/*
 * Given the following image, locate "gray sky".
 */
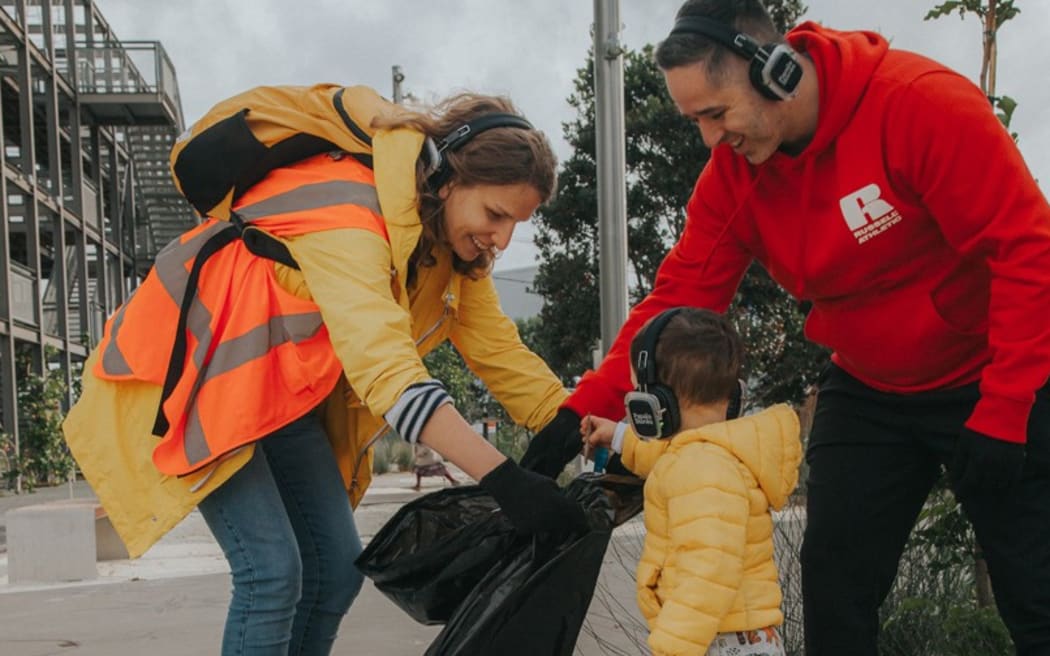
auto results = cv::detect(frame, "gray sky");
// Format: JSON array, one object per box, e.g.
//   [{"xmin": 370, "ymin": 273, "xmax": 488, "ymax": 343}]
[{"xmin": 97, "ymin": 0, "xmax": 1050, "ymax": 271}]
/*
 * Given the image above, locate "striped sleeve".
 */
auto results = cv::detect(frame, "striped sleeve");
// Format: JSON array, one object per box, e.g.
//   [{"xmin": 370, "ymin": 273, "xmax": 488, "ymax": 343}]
[
  {"xmin": 610, "ymin": 420, "xmax": 630, "ymax": 454},
  {"xmin": 384, "ymin": 379, "xmax": 453, "ymax": 443}
]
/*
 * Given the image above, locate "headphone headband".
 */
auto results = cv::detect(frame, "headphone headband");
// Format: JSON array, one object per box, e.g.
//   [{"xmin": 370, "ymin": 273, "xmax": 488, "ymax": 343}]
[
  {"xmin": 671, "ymin": 16, "xmax": 760, "ymax": 59},
  {"xmin": 636, "ymin": 307, "xmax": 684, "ymax": 392},
  {"xmin": 666, "ymin": 15, "xmax": 802, "ymax": 101},
  {"xmin": 424, "ymin": 113, "xmax": 534, "ymax": 190}
]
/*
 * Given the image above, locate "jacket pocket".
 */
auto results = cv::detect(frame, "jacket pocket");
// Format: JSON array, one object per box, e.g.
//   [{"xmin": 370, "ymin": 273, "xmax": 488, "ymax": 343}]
[{"xmin": 930, "ymin": 258, "xmax": 989, "ymax": 336}]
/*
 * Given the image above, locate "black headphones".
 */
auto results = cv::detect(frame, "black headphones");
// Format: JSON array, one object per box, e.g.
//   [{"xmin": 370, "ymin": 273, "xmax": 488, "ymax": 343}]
[
  {"xmin": 669, "ymin": 16, "xmax": 803, "ymax": 101},
  {"xmin": 625, "ymin": 307, "xmax": 748, "ymax": 440},
  {"xmin": 625, "ymin": 308, "xmax": 684, "ymax": 440},
  {"xmin": 423, "ymin": 113, "xmax": 534, "ymax": 191}
]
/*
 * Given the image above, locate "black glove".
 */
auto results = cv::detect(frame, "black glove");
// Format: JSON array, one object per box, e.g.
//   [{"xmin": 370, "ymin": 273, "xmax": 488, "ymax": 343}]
[
  {"xmin": 519, "ymin": 408, "xmax": 583, "ymax": 478},
  {"xmin": 950, "ymin": 427, "xmax": 1026, "ymax": 494},
  {"xmin": 480, "ymin": 458, "xmax": 589, "ymax": 537}
]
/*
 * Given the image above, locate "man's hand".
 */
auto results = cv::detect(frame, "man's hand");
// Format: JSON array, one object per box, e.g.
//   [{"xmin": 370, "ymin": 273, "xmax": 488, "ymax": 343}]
[
  {"xmin": 519, "ymin": 408, "xmax": 583, "ymax": 478},
  {"xmin": 951, "ymin": 427, "xmax": 1026, "ymax": 494},
  {"xmin": 479, "ymin": 458, "xmax": 589, "ymax": 537}
]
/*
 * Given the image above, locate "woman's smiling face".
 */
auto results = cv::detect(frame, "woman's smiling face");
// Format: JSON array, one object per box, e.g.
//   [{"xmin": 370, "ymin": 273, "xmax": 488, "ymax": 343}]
[{"xmin": 440, "ymin": 182, "xmax": 543, "ymax": 262}]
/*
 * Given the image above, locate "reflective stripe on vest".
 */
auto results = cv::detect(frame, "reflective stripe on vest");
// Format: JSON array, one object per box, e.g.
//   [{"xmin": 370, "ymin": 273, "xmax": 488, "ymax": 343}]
[
  {"xmin": 235, "ymin": 180, "xmax": 382, "ymax": 221},
  {"xmin": 94, "ymin": 153, "xmax": 387, "ymax": 475}
]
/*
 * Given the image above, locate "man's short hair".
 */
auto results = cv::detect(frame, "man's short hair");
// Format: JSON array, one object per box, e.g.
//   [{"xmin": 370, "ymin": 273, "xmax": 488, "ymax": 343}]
[
  {"xmin": 629, "ymin": 307, "xmax": 743, "ymax": 407},
  {"xmin": 655, "ymin": 0, "xmax": 783, "ymax": 81}
]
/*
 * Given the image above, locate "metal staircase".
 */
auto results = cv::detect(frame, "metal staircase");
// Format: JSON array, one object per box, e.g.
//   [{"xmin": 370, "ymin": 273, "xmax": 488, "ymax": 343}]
[
  {"xmin": 39, "ymin": 244, "xmax": 102, "ymax": 343},
  {"xmin": 75, "ymin": 40, "xmax": 198, "ymax": 267},
  {"xmin": 126, "ymin": 125, "xmax": 194, "ymax": 262}
]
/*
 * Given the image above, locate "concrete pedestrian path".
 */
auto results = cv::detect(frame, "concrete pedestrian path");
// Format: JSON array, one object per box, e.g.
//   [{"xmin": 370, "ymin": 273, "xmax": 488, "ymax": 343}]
[{"xmin": 0, "ymin": 470, "xmax": 648, "ymax": 655}]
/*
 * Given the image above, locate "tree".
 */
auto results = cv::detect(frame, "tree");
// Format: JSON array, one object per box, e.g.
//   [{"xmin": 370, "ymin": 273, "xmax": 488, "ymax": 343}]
[
  {"xmin": 925, "ymin": 0, "xmax": 1021, "ymax": 136},
  {"xmin": 532, "ymin": 0, "xmax": 826, "ymax": 407}
]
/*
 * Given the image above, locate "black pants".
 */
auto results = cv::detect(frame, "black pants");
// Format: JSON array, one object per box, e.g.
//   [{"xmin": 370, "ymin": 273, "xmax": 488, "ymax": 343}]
[{"xmin": 801, "ymin": 364, "xmax": 1050, "ymax": 656}]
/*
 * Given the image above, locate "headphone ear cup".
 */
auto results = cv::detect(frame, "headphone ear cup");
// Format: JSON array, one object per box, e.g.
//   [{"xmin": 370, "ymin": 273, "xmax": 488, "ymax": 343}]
[
  {"xmin": 750, "ymin": 44, "xmax": 803, "ymax": 101},
  {"xmin": 750, "ymin": 45, "xmax": 783, "ymax": 101},
  {"xmin": 651, "ymin": 385, "xmax": 681, "ymax": 437}
]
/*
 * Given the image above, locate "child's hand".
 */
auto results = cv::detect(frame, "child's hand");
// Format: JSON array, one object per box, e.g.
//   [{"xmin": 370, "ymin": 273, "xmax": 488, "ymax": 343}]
[{"xmin": 580, "ymin": 414, "xmax": 616, "ymax": 460}]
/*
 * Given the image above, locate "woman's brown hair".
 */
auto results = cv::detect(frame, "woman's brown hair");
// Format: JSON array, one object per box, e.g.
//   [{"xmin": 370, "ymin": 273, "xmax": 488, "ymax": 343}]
[{"xmin": 371, "ymin": 94, "xmax": 557, "ymax": 280}]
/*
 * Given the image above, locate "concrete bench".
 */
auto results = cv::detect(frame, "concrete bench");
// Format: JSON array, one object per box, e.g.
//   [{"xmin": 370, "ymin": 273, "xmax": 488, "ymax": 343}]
[{"xmin": 5, "ymin": 499, "xmax": 129, "ymax": 584}]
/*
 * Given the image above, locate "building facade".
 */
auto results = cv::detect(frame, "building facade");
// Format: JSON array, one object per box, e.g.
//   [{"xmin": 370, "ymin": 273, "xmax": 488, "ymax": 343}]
[{"xmin": 0, "ymin": 0, "xmax": 193, "ymax": 474}]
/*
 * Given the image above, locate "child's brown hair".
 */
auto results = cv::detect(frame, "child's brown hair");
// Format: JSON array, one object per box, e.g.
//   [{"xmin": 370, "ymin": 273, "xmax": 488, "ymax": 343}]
[{"xmin": 629, "ymin": 307, "xmax": 743, "ymax": 406}]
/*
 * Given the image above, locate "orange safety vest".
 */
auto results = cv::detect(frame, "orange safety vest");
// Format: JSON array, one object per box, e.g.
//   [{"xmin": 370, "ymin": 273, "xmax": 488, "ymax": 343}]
[{"xmin": 94, "ymin": 152, "xmax": 390, "ymax": 476}]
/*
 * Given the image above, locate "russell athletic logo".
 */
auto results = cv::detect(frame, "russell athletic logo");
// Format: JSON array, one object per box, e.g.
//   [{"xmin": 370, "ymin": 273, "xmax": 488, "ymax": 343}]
[{"xmin": 838, "ymin": 183, "xmax": 902, "ymax": 244}]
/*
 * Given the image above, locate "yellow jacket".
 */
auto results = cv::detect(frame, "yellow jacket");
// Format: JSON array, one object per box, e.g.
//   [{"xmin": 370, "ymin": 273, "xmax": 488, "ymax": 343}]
[
  {"xmin": 63, "ymin": 121, "xmax": 566, "ymax": 558},
  {"xmin": 621, "ymin": 404, "xmax": 801, "ymax": 656}
]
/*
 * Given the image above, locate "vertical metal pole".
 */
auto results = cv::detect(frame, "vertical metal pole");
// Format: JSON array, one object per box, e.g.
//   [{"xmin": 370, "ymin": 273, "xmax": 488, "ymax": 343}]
[
  {"xmin": 593, "ymin": 0, "xmax": 629, "ymax": 356},
  {"xmin": 0, "ymin": 51, "xmax": 18, "ymax": 492},
  {"xmin": 392, "ymin": 65, "xmax": 405, "ymax": 105}
]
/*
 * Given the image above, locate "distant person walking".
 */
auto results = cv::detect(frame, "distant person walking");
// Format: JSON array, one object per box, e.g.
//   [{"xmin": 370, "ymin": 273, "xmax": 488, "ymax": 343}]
[{"xmin": 412, "ymin": 444, "xmax": 460, "ymax": 490}]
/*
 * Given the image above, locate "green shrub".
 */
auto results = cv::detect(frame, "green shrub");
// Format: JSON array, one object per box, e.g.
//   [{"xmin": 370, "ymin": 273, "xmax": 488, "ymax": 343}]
[
  {"xmin": 877, "ymin": 478, "xmax": 1012, "ymax": 656},
  {"xmin": 391, "ymin": 441, "xmax": 414, "ymax": 472},
  {"xmin": 371, "ymin": 439, "xmax": 391, "ymax": 475},
  {"xmin": 880, "ymin": 597, "xmax": 1011, "ymax": 656},
  {"xmin": 372, "ymin": 430, "xmax": 415, "ymax": 473},
  {"xmin": 15, "ymin": 350, "xmax": 74, "ymax": 491},
  {"xmin": 0, "ymin": 430, "xmax": 19, "ymax": 491},
  {"xmin": 492, "ymin": 424, "xmax": 530, "ymax": 462}
]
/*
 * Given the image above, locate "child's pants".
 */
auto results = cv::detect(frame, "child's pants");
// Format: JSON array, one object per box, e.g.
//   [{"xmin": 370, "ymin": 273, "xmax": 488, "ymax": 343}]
[{"xmin": 704, "ymin": 627, "xmax": 784, "ymax": 656}]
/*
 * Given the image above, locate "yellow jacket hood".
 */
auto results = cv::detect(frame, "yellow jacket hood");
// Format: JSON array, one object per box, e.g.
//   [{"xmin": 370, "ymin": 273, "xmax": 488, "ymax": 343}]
[{"xmin": 667, "ymin": 404, "xmax": 801, "ymax": 511}]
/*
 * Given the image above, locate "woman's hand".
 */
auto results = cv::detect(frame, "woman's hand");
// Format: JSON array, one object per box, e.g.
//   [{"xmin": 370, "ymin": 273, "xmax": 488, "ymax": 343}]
[
  {"xmin": 479, "ymin": 458, "xmax": 589, "ymax": 537},
  {"xmin": 416, "ymin": 405, "xmax": 587, "ymax": 536}
]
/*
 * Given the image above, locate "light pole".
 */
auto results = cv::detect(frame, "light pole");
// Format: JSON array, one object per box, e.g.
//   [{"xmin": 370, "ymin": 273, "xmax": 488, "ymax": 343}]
[
  {"xmin": 392, "ymin": 65, "xmax": 405, "ymax": 104},
  {"xmin": 593, "ymin": 0, "xmax": 629, "ymax": 356}
]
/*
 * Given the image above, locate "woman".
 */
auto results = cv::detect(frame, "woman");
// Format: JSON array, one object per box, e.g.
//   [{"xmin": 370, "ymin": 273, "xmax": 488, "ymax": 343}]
[{"xmin": 63, "ymin": 85, "xmax": 586, "ymax": 655}]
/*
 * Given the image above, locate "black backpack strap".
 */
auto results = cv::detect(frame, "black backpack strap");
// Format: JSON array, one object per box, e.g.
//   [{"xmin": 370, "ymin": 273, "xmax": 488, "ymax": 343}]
[
  {"xmin": 152, "ymin": 224, "xmax": 243, "ymax": 437},
  {"xmin": 230, "ymin": 212, "xmax": 301, "ymax": 270},
  {"xmin": 332, "ymin": 88, "xmax": 374, "ymax": 147}
]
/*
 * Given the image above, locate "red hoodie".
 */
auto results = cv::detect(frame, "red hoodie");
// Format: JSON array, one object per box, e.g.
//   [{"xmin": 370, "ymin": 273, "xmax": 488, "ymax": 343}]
[{"xmin": 567, "ymin": 23, "xmax": 1050, "ymax": 445}]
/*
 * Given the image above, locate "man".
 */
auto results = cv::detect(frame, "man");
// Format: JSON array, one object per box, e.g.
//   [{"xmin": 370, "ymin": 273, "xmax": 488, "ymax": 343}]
[{"xmin": 522, "ymin": 1, "xmax": 1050, "ymax": 653}]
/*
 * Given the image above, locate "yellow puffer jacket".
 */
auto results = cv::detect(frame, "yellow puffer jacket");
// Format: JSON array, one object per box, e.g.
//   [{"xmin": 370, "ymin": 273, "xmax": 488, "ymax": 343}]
[
  {"xmin": 62, "ymin": 122, "xmax": 566, "ymax": 559},
  {"xmin": 621, "ymin": 404, "xmax": 801, "ymax": 656}
]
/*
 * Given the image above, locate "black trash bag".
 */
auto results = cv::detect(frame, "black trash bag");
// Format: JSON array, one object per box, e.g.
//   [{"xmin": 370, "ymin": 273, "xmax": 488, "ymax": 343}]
[
  {"xmin": 355, "ymin": 485, "xmax": 516, "ymax": 624},
  {"xmin": 590, "ymin": 472, "xmax": 646, "ymax": 527},
  {"xmin": 356, "ymin": 473, "xmax": 645, "ymax": 654}
]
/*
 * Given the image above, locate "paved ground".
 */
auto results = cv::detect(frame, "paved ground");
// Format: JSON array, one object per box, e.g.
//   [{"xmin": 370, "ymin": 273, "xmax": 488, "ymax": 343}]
[{"xmin": 0, "ymin": 469, "xmax": 649, "ymax": 655}]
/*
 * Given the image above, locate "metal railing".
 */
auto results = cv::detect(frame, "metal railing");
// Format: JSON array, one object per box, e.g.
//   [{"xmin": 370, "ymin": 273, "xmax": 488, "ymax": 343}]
[
  {"xmin": 73, "ymin": 40, "xmax": 184, "ymax": 129},
  {"xmin": 9, "ymin": 263, "xmax": 38, "ymax": 327}
]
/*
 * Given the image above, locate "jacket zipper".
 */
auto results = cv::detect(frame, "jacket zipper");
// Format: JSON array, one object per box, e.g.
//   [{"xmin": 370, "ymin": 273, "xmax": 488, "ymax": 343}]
[{"xmin": 349, "ymin": 290, "xmax": 455, "ymax": 495}]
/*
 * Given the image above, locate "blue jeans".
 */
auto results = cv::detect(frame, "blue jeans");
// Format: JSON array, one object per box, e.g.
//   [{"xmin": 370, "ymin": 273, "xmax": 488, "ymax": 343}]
[{"xmin": 198, "ymin": 410, "xmax": 364, "ymax": 655}]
